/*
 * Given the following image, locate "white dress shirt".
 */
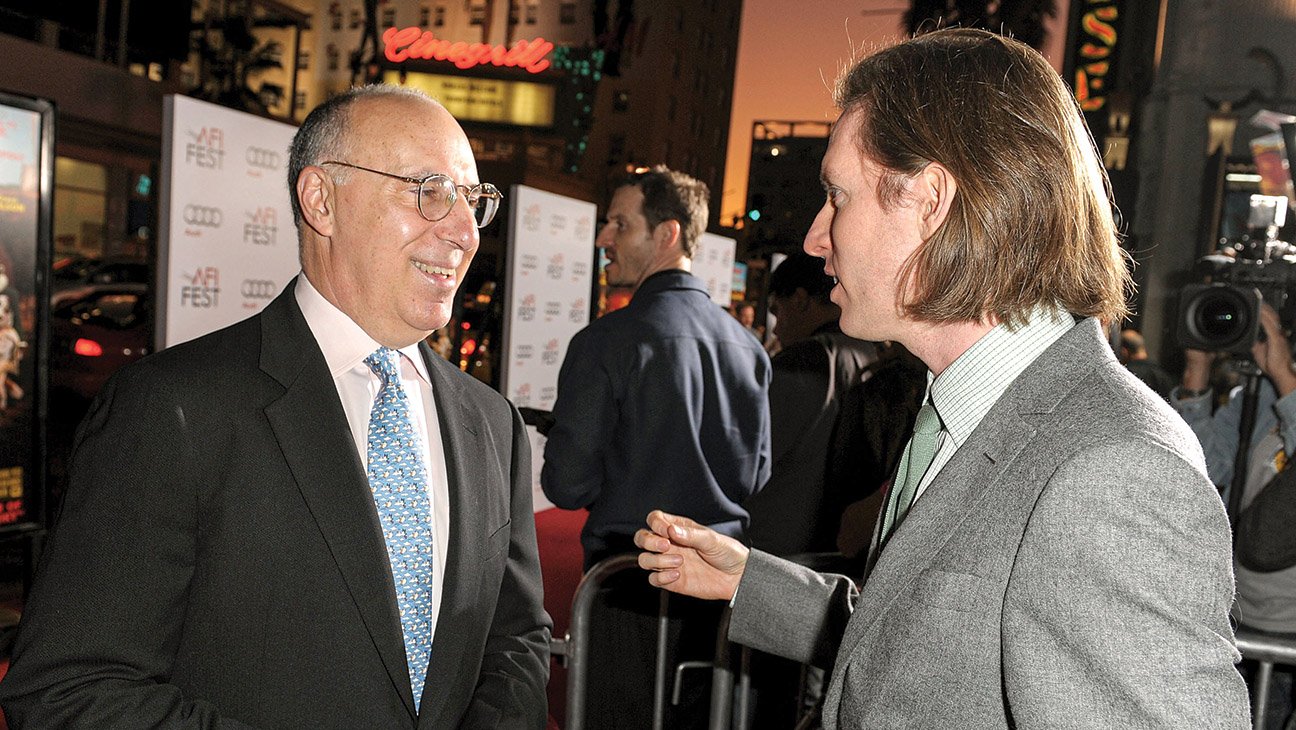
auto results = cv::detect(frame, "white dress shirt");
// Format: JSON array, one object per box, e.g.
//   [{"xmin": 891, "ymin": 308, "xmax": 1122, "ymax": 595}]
[{"xmin": 294, "ymin": 274, "xmax": 450, "ymax": 639}]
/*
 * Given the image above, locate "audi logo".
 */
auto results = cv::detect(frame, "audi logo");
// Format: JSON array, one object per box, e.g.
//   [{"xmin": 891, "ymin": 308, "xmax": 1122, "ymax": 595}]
[
  {"xmin": 245, "ymin": 146, "xmax": 282, "ymax": 170},
  {"xmin": 182, "ymin": 204, "xmax": 224, "ymax": 227},
  {"xmin": 240, "ymin": 279, "xmax": 277, "ymax": 299}
]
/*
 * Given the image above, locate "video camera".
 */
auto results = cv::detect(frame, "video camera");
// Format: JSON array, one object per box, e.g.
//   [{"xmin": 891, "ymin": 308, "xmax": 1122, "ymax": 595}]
[{"xmin": 1177, "ymin": 194, "xmax": 1296, "ymax": 354}]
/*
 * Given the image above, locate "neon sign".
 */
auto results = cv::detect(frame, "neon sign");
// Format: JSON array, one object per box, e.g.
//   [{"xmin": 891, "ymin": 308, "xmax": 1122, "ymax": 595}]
[
  {"xmin": 1074, "ymin": 1, "xmax": 1118, "ymax": 112},
  {"xmin": 383, "ymin": 26, "xmax": 554, "ymax": 74}
]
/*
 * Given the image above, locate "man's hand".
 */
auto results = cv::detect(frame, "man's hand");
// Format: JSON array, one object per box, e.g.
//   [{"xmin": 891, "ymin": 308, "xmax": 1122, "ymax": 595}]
[
  {"xmin": 634, "ymin": 510, "xmax": 749, "ymax": 601},
  {"xmin": 1181, "ymin": 348, "xmax": 1215, "ymax": 393},
  {"xmin": 1252, "ymin": 302, "xmax": 1296, "ymax": 398}
]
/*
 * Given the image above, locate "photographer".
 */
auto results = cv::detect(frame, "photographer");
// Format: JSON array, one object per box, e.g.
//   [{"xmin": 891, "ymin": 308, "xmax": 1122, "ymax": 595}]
[{"xmin": 1173, "ymin": 301, "xmax": 1296, "ymax": 726}]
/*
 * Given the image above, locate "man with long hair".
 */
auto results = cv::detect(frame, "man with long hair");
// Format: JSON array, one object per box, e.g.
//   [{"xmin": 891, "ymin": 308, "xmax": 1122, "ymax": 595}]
[{"xmin": 637, "ymin": 29, "xmax": 1249, "ymax": 728}]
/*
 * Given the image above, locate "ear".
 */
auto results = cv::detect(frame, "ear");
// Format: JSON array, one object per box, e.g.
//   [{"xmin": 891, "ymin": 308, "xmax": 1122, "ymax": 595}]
[
  {"xmin": 914, "ymin": 162, "xmax": 957, "ymax": 241},
  {"xmin": 297, "ymin": 166, "xmax": 336, "ymax": 238},
  {"xmin": 652, "ymin": 219, "xmax": 683, "ymax": 254}
]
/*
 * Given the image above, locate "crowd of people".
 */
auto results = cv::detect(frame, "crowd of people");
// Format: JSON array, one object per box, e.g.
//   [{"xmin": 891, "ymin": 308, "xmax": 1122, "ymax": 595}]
[{"xmin": 0, "ymin": 25, "xmax": 1286, "ymax": 730}]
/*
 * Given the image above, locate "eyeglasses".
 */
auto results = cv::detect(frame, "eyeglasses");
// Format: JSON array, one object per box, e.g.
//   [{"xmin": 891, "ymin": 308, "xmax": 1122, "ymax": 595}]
[{"xmin": 320, "ymin": 160, "xmax": 502, "ymax": 228}]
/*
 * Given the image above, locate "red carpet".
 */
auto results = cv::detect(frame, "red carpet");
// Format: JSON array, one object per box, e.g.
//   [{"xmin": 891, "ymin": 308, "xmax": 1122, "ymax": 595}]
[
  {"xmin": 535, "ymin": 507, "xmax": 588, "ymax": 728},
  {"xmin": 0, "ymin": 657, "xmax": 7, "ymax": 729}
]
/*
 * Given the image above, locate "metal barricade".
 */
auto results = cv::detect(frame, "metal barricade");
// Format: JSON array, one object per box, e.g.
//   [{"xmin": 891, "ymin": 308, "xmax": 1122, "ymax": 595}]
[
  {"xmin": 1236, "ymin": 628, "xmax": 1296, "ymax": 730},
  {"xmin": 553, "ymin": 553, "xmax": 750, "ymax": 730}
]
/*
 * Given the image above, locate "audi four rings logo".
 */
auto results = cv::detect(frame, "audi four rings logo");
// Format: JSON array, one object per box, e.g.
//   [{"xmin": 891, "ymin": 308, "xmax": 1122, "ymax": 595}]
[
  {"xmin": 246, "ymin": 147, "xmax": 281, "ymax": 170},
  {"xmin": 241, "ymin": 279, "xmax": 276, "ymax": 299},
  {"xmin": 183, "ymin": 204, "xmax": 224, "ymax": 227}
]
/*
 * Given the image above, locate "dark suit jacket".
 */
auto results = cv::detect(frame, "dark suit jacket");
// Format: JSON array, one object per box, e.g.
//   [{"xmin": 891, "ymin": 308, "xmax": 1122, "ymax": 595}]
[
  {"xmin": 745, "ymin": 325, "xmax": 876, "ymax": 556},
  {"xmin": 0, "ymin": 285, "xmax": 551, "ymax": 729},
  {"xmin": 730, "ymin": 318, "xmax": 1250, "ymax": 728}
]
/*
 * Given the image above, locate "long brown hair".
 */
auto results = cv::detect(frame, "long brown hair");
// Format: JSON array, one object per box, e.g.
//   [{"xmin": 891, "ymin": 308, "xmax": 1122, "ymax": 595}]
[{"xmin": 836, "ymin": 28, "xmax": 1131, "ymax": 327}]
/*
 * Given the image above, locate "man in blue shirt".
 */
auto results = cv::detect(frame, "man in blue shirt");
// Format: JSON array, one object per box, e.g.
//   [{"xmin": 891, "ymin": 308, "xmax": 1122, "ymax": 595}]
[
  {"xmin": 541, "ymin": 165, "xmax": 771, "ymax": 728},
  {"xmin": 542, "ymin": 165, "xmax": 771, "ymax": 569}
]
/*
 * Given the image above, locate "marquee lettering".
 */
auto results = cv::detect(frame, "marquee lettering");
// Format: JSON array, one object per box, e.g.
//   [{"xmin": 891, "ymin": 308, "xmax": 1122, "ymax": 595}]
[
  {"xmin": 1075, "ymin": 2, "xmax": 1119, "ymax": 111},
  {"xmin": 383, "ymin": 26, "xmax": 554, "ymax": 73}
]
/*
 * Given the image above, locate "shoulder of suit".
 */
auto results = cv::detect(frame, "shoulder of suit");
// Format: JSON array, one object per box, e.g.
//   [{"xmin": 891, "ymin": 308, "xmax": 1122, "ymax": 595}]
[{"xmin": 425, "ymin": 350, "xmax": 513, "ymax": 412}]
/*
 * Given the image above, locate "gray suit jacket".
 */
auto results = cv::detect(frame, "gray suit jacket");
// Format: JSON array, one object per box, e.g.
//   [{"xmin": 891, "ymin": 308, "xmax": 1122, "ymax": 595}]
[
  {"xmin": 730, "ymin": 318, "xmax": 1250, "ymax": 729},
  {"xmin": 0, "ymin": 285, "xmax": 550, "ymax": 728}
]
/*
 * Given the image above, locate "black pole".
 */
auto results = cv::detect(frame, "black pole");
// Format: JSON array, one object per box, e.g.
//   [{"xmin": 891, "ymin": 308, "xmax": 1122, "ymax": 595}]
[{"xmin": 1227, "ymin": 366, "xmax": 1264, "ymax": 534}]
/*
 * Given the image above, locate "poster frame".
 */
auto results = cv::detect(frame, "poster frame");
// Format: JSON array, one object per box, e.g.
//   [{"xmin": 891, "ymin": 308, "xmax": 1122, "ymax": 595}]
[{"xmin": 0, "ymin": 88, "xmax": 54, "ymax": 537}]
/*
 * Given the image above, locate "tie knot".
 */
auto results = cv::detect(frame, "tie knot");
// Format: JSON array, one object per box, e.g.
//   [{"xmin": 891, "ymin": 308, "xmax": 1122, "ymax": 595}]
[
  {"xmin": 364, "ymin": 347, "xmax": 401, "ymax": 386},
  {"xmin": 913, "ymin": 401, "xmax": 941, "ymax": 435}
]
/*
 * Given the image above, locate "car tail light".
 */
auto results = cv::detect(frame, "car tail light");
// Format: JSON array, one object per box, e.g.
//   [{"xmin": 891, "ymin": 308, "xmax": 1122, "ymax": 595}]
[{"xmin": 73, "ymin": 338, "xmax": 104, "ymax": 357}]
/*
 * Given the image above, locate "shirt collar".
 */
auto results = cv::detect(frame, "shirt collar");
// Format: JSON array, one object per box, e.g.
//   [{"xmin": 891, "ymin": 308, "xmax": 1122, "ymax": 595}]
[
  {"xmin": 926, "ymin": 305, "xmax": 1076, "ymax": 446},
  {"xmin": 294, "ymin": 273, "xmax": 431, "ymax": 384}
]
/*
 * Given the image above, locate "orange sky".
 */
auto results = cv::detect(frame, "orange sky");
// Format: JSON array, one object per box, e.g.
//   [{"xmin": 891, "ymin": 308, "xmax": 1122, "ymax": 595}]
[{"xmin": 722, "ymin": 1, "xmax": 1071, "ymax": 226}]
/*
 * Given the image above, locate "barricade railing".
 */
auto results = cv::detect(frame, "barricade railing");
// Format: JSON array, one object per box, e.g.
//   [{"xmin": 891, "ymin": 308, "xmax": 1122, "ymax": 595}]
[
  {"xmin": 1235, "ymin": 628, "xmax": 1296, "ymax": 730},
  {"xmin": 553, "ymin": 553, "xmax": 750, "ymax": 730}
]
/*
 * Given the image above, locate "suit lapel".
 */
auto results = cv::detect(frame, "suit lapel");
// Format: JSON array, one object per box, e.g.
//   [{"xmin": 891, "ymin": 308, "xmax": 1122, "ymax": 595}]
[
  {"xmin": 258, "ymin": 286, "xmax": 417, "ymax": 718},
  {"xmin": 825, "ymin": 319, "xmax": 1111, "ymax": 722},
  {"xmin": 418, "ymin": 348, "xmax": 493, "ymax": 727}
]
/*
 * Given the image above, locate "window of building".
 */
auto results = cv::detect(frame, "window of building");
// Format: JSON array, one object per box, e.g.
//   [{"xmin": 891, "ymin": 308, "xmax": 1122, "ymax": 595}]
[
  {"xmin": 298, "ymin": 49, "xmax": 309, "ymax": 70},
  {"xmin": 526, "ymin": 1, "xmax": 538, "ymax": 24},
  {"xmin": 382, "ymin": 7, "xmax": 396, "ymax": 26},
  {"xmin": 420, "ymin": 5, "xmax": 431, "ymax": 25},
  {"xmin": 331, "ymin": 8, "xmax": 342, "ymax": 30},
  {"xmin": 349, "ymin": 8, "xmax": 361, "ymax": 28},
  {"xmin": 469, "ymin": 1, "xmax": 486, "ymax": 25},
  {"xmin": 560, "ymin": 2, "xmax": 577, "ymax": 24},
  {"xmin": 613, "ymin": 90, "xmax": 630, "ymax": 113},
  {"xmin": 327, "ymin": 44, "xmax": 340, "ymax": 71},
  {"xmin": 508, "ymin": 2, "xmax": 519, "ymax": 24},
  {"xmin": 53, "ymin": 158, "xmax": 108, "ymax": 257},
  {"xmin": 295, "ymin": 91, "xmax": 307, "ymax": 113},
  {"xmin": 435, "ymin": 5, "xmax": 446, "ymax": 26}
]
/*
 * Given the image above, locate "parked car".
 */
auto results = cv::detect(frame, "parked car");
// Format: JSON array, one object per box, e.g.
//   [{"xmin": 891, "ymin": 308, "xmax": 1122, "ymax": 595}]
[
  {"xmin": 51, "ymin": 254, "xmax": 149, "ymax": 293},
  {"xmin": 49, "ymin": 282, "xmax": 151, "ymax": 403}
]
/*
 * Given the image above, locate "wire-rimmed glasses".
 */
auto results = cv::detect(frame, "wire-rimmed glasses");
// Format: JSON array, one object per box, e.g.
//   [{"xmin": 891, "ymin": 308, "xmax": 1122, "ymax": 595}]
[{"xmin": 320, "ymin": 160, "xmax": 502, "ymax": 228}]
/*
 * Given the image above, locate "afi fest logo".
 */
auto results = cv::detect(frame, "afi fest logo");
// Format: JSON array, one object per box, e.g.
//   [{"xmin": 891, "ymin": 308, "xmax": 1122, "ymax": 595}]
[
  {"xmin": 514, "ymin": 343, "xmax": 534, "ymax": 362},
  {"xmin": 541, "ymin": 339, "xmax": 560, "ymax": 365},
  {"xmin": 574, "ymin": 215, "xmax": 593, "ymax": 241},
  {"xmin": 513, "ymin": 383, "xmax": 532, "ymax": 407},
  {"xmin": 547, "ymin": 253, "xmax": 564, "ymax": 280},
  {"xmin": 185, "ymin": 127, "xmax": 226, "ymax": 169},
  {"xmin": 569, "ymin": 297, "xmax": 586, "ymax": 324},
  {"xmin": 244, "ymin": 208, "xmax": 278, "ymax": 245},
  {"xmin": 523, "ymin": 204, "xmax": 541, "ymax": 232},
  {"xmin": 519, "ymin": 294, "xmax": 536, "ymax": 321},
  {"xmin": 240, "ymin": 279, "xmax": 276, "ymax": 308},
  {"xmin": 181, "ymin": 267, "xmax": 221, "ymax": 308},
  {"xmin": 182, "ymin": 204, "xmax": 224, "ymax": 237},
  {"xmin": 245, "ymin": 146, "xmax": 282, "ymax": 177}
]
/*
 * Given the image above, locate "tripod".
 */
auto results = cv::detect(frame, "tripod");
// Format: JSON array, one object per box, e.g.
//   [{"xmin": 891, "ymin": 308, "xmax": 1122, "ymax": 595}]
[{"xmin": 1227, "ymin": 360, "xmax": 1265, "ymax": 534}]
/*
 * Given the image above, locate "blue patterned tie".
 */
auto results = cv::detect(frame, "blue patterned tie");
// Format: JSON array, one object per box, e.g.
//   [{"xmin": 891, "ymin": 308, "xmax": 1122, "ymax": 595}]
[{"xmin": 365, "ymin": 347, "xmax": 434, "ymax": 712}]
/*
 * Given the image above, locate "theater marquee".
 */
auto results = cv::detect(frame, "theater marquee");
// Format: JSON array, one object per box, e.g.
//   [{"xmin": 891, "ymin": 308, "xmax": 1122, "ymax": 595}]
[{"xmin": 381, "ymin": 71, "xmax": 556, "ymax": 128}]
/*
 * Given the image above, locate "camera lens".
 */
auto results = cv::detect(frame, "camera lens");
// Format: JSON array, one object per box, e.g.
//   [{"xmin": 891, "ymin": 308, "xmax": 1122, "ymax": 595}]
[
  {"xmin": 1183, "ymin": 284, "xmax": 1258, "ymax": 352},
  {"xmin": 1196, "ymin": 297, "xmax": 1244, "ymax": 339}
]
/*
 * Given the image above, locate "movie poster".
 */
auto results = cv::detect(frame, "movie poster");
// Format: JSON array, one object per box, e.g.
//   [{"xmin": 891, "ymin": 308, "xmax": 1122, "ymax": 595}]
[{"xmin": 0, "ymin": 92, "xmax": 52, "ymax": 533}]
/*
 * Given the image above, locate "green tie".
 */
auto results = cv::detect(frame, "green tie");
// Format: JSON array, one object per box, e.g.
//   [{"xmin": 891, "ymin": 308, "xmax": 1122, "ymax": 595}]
[{"xmin": 881, "ymin": 400, "xmax": 941, "ymax": 545}]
